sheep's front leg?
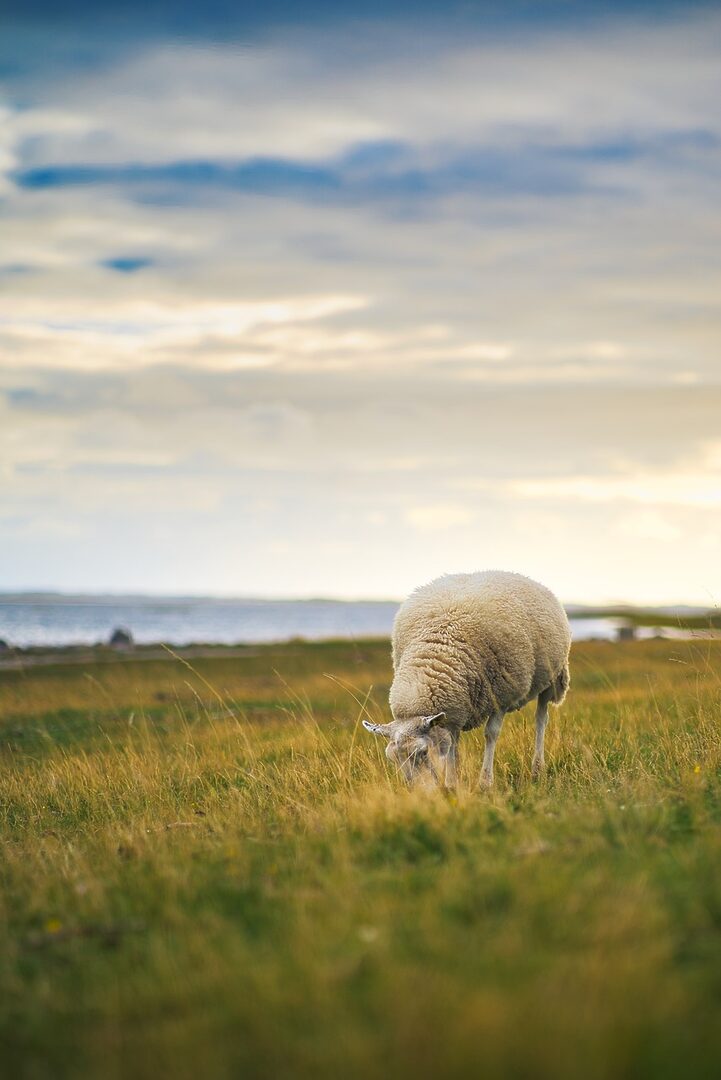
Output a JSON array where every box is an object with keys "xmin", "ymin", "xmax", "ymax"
[
  {"xmin": 532, "ymin": 695, "xmax": 550, "ymax": 780},
  {"xmin": 480, "ymin": 713, "xmax": 505, "ymax": 789},
  {"xmin": 443, "ymin": 732, "xmax": 459, "ymax": 790}
]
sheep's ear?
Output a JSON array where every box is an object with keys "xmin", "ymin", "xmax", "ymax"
[
  {"xmin": 421, "ymin": 712, "xmax": 447, "ymax": 732},
  {"xmin": 362, "ymin": 719, "xmax": 394, "ymax": 738}
]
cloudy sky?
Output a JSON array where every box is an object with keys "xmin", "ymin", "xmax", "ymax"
[{"xmin": 1, "ymin": 0, "xmax": 720, "ymax": 603}]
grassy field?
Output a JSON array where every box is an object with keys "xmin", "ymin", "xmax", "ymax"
[{"xmin": 2, "ymin": 638, "xmax": 721, "ymax": 1079}]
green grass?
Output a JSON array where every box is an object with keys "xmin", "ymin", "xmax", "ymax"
[
  {"xmin": 2, "ymin": 637, "xmax": 721, "ymax": 1079},
  {"xmin": 573, "ymin": 607, "xmax": 721, "ymax": 630}
]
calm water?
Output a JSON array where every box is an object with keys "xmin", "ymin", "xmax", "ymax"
[
  {"xmin": 0, "ymin": 596, "xmax": 401, "ymax": 648},
  {"xmin": 0, "ymin": 595, "xmax": 641, "ymax": 648}
]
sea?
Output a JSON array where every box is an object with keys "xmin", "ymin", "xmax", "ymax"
[{"xmin": 0, "ymin": 594, "xmax": 656, "ymax": 649}]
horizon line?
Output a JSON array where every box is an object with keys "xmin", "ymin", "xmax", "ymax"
[{"xmin": 0, "ymin": 589, "xmax": 716, "ymax": 614}]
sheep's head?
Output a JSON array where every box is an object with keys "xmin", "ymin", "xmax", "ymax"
[{"xmin": 362, "ymin": 712, "xmax": 451, "ymax": 786}]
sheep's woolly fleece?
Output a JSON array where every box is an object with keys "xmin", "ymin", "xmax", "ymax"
[{"xmin": 390, "ymin": 571, "xmax": 571, "ymax": 731}]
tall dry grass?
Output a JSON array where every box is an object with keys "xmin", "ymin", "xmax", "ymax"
[{"xmin": 2, "ymin": 638, "xmax": 721, "ymax": 1079}]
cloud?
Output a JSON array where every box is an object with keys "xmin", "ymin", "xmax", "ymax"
[
  {"xmin": 615, "ymin": 510, "xmax": 681, "ymax": 543},
  {"xmin": 3, "ymin": 368, "xmax": 719, "ymax": 487},
  {"xmin": 405, "ymin": 503, "xmax": 476, "ymax": 531},
  {"xmin": 13, "ymin": 137, "xmax": 650, "ymax": 203},
  {"xmin": 506, "ymin": 462, "xmax": 721, "ymax": 508},
  {"xmin": 1, "ymin": 4, "xmax": 721, "ymax": 600},
  {"xmin": 4, "ymin": 8, "xmax": 721, "ymax": 222},
  {"xmin": 0, "ymin": 294, "xmax": 370, "ymax": 370}
]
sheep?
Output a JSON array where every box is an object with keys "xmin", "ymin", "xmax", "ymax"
[{"xmin": 362, "ymin": 571, "xmax": 571, "ymax": 789}]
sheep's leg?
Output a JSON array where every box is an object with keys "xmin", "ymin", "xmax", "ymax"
[
  {"xmin": 480, "ymin": 713, "xmax": 505, "ymax": 789},
  {"xmin": 532, "ymin": 693, "xmax": 550, "ymax": 779},
  {"xmin": 444, "ymin": 732, "xmax": 459, "ymax": 790}
]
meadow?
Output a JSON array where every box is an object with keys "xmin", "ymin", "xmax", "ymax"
[{"xmin": 2, "ymin": 637, "xmax": 721, "ymax": 1079}]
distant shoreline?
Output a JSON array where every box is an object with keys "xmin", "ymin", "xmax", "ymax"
[
  {"xmin": 1, "ymin": 595, "xmax": 719, "ymax": 655},
  {"xmin": 0, "ymin": 592, "xmax": 402, "ymax": 606},
  {"xmin": 0, "ymin": 592, "xmax": 716, "ymax": 615}
]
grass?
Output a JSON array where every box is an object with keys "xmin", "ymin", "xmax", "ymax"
[
  {"xmin": 573, "ymin": 608, "xmax": 721, "ymax": 631},
  {"xmin": 2, "ymin": 637, "xmax": 721, "ymax": 1079}
]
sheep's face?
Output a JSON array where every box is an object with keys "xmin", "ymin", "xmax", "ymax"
[{"xmin": 363, "ymin": 713, "xmax": 451, "ymax": 786}]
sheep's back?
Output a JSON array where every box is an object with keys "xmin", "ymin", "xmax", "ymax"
[{"xmin": 392, "ymin": 571, "xmax": 570, "ymax": 718}]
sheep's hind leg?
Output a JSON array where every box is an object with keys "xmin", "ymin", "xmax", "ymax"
[
  {"xmin": 532, "ymin": 689, "xmax": 551, "ymax": 780},
  {"xmin": 480, "ymin": 713, "xmax": 505, "ymax": 789}
]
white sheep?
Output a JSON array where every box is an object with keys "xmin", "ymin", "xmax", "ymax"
[{"xmin": 363, "ymin": 571, "xmax": 571, "ymax": 788}]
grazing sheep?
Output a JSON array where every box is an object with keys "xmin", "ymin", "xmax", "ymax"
[{"xmin": 363, "ymin": 571, "xmax": 571, "ymax": 789}]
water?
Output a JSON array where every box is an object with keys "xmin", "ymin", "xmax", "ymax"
[
  {"xmin": 0, "ymin": 596, "xmax": 400, "ymax": 648},
  {"xmin": 0, "ymin": 594, "xmax": 655, "ymax": 648}
]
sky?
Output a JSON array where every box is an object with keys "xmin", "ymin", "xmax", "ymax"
[{"xmin": 1, "ymin": 0, "xmax": 720, "ymax": 604}]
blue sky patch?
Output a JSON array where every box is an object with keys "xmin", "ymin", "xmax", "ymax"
[{"xmin": 100, "ymin": 256, "xmax": 154, "ymax": 273}]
